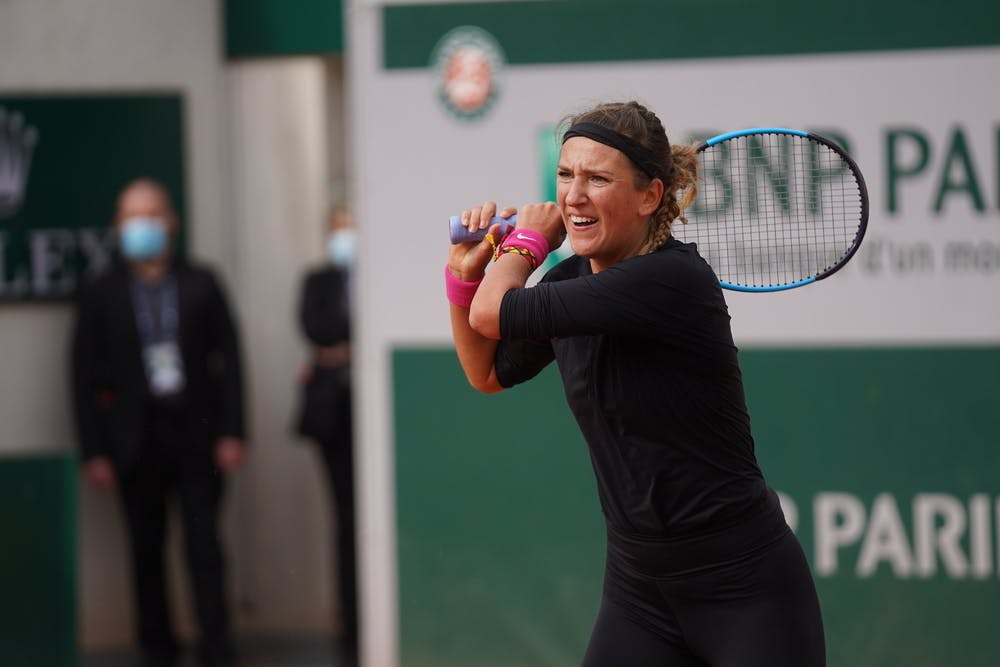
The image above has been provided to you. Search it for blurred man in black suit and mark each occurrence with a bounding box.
[71,178,246,667]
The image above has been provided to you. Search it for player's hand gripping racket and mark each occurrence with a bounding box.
[449,214,518,244]
[673,128,868,291]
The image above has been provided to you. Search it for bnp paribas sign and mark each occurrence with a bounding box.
[0,95,185,301]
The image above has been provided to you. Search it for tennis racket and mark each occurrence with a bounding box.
[449,127,868,292]
[675,128,868,291]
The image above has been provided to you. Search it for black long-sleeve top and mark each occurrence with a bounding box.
[495,238,770,539]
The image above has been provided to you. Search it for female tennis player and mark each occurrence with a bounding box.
[445,101,825,666]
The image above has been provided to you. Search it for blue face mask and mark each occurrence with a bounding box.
[119,217,168,260]
[327,229,356,269]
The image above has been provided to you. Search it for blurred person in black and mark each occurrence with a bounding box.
[294,206,357,667]
[71,178,247,667]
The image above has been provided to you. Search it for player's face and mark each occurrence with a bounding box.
[557,137,659,272]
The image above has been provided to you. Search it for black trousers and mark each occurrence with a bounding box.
[318,428,358,660]
[583,502,825,667]
[116,407,232,663]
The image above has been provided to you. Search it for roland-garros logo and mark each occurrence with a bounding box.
[431,26,505,122]
[0,106,39,220]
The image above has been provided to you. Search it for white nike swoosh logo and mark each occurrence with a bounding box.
[515,233,534,240]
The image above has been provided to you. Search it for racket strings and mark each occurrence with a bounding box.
[682,133,863,289]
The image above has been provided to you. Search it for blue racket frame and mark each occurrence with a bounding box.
[692,127,868,292]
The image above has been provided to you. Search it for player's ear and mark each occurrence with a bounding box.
[638,177,664,217]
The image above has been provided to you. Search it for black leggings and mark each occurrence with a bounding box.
[583,526,825,667]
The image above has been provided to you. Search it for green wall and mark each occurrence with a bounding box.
[0,454,78,666]
[395,354,601,667]
[394,346,1000,666]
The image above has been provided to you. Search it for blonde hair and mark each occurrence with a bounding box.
[559,101,698,254]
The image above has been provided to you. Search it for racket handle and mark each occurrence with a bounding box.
[449,214,518,244]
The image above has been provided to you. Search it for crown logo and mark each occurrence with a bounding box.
[0,107,39,219]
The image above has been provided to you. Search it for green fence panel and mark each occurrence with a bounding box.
[0,453,78,667]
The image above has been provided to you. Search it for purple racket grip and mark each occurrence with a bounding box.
[449,214,518,244]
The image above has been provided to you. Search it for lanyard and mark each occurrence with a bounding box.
[130,273,179,345]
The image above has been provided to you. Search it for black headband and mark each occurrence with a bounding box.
[562,121,666,180]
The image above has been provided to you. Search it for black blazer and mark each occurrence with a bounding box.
[70,259,246,469]
[295,265,351,443]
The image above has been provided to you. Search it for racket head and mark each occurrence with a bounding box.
[674,128,869,292]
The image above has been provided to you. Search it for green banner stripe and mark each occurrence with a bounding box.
[225,0,343,58]
[384,0,1000,69]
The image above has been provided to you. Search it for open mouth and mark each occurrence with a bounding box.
[569,215,598,228]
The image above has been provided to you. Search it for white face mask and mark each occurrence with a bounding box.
[327,229,356,268]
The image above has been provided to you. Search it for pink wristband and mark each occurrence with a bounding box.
[444,266,483,308]
[497,228,550,270]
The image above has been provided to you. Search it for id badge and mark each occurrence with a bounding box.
[143,341,186,396]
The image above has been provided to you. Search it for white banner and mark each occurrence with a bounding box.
[357,46,1000,346]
